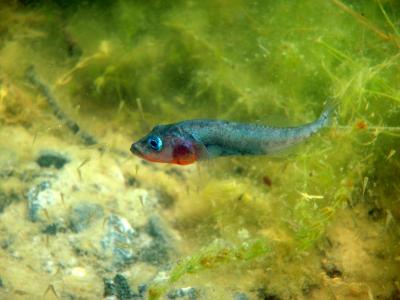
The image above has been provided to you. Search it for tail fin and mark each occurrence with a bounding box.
[318,99,338,127]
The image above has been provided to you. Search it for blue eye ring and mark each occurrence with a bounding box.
[147,135,163,151]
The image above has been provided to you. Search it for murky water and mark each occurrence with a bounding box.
[0,1,399,299]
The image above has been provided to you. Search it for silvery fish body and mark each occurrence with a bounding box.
[130,109,330,165]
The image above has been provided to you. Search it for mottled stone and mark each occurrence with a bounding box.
[42,223,66,235]
[69,202,104,233]
[156,189,175,209]
[137,284,147,297]
[256,289,280,300]
[114,274,133,300]
[321,260,342,278]
[26,181,58,222]
[139,216,171,265]
[125,175,140,187]
[36,151,69,169]
[167,287,198,300]
[101,215,138,268]
[103,277,117,298]
[103,274,145,300]
[233,292,249,300]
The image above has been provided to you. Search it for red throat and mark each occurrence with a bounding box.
[172,144,197,165]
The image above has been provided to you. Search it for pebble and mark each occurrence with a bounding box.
[156,189,175,209]
[321,260,342,278]
[101,215,138,268]
[139,216,171,265]
[70,267,87,278]
[167,287,198,300]
[26,181,58,222]
[233,292,249,300]
[256,288,280,300]
[113,274,133,300]
[103,274,144,300]
[42,223,66,235]
[36,150,69,169]
[43,259,56,274]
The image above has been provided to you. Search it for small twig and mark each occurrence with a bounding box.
[331,0,391,41]
[336,125,400,132]
[43,284,59,299]
[76,157,91,180]
[331,0,400,48]
[26,65,97,146]
[377,0,400,39]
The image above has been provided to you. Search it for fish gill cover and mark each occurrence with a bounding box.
[0,0,399,299]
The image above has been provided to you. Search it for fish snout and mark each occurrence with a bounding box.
[130,143,142,156]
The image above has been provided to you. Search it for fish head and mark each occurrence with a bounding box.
[130,124,202,165]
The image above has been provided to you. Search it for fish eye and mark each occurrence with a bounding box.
[147,135,163,151]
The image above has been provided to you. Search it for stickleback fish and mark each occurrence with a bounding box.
[130,109,331,165]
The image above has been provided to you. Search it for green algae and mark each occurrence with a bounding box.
[0,0,399,299]
[148,238,273,300]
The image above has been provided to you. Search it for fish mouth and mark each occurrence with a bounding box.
[130,143,142,156]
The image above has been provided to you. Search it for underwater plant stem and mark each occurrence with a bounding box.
[26,66,97,146]
[377,0,400,39]
[331,0,388,39]
[365,89,400,104]
[331,0,400,48]
[148,239,273,300]
[336,125,400,132]
[317,39,354,63]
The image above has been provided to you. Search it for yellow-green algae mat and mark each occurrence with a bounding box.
[0,0,399,299]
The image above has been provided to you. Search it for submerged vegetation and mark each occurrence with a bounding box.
[0,0,399,299]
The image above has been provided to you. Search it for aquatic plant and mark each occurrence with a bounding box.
[148,238,273,299]
[0,0,399,299]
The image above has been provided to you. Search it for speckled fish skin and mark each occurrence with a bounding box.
[181,109,330,157]
[130,109,330,165]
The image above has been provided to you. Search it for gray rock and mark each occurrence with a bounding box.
[103,277,117,298]
[103,274,145,300]
[101,215,138,268]
[36,150,69,169]
[69,202,104,233]
[233,292,249,300]
[42,223,66,235]
[321,260,342,278]
[155,189,175,209]
[104,274,132,300]
[26,181,58,222]
[256,289,280,300]
[167,287,198,300]
[146,216,170,242]
[139,216,171,265]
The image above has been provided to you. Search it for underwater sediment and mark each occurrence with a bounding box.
[0,0,399,299]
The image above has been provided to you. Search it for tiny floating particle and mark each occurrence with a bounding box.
[262,175,272,187]
[386,149,396,160]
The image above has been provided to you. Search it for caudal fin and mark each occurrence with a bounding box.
[318,100,338,127]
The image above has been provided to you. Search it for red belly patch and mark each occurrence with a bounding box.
[172,144,197,165]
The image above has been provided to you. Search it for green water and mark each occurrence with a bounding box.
[0,1,399,299]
